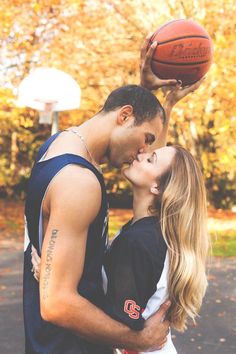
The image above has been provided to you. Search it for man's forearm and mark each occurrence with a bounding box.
[41,291,147,351]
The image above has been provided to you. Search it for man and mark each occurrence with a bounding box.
[24,37,201,354]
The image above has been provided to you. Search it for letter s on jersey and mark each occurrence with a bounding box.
[124,300,140,319]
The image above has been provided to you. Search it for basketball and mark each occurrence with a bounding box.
[148,19,213,86]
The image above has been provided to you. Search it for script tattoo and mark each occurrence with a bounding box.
[42,229,59,299]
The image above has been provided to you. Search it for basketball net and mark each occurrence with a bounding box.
[38,101,56,124]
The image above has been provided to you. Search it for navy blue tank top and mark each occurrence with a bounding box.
[23,132,112,354]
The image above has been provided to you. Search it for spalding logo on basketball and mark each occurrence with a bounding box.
[148,19,213,86]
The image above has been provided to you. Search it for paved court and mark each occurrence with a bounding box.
[0,238,235,354]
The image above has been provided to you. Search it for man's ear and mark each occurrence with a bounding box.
[150,183,160,196]
[116,105,134,125]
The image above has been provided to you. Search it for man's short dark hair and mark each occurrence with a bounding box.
[101,84,166,124]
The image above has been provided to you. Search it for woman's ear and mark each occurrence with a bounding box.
[150,183,160,196]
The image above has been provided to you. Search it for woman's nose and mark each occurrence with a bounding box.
[137,152,147,161]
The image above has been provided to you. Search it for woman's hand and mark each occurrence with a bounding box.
[140,33,178,91]
[153,77,204,149]
[164,77,204,115]
[31,245,41,281]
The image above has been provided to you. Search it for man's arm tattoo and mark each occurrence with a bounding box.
[42,229,59,299]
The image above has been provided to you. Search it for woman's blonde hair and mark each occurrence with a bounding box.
[153,145,209,332]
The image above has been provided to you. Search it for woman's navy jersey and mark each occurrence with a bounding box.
[104,216,177,354]
[23,132,112,354]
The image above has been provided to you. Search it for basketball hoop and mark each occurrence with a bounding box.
[17,67,81,135]
[38,101,57,124]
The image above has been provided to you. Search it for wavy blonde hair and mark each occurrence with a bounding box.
[153,146,209,332]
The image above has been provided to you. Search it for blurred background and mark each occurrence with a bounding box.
[0,0,235,353]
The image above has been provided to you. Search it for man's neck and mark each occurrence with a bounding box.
[73,111,116,165]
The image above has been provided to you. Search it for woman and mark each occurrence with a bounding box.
[103,144,209,354]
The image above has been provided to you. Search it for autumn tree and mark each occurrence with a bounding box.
[0,0,235,208]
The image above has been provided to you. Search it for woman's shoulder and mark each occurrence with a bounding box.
[125,216,163,240]
[119,216,167,255]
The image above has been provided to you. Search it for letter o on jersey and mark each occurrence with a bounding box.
[124,300,140,319]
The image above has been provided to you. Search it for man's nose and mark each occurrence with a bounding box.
[138,146,148,154]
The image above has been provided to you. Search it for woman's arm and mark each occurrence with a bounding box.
[104,227,167,333]
[155,78,204,149]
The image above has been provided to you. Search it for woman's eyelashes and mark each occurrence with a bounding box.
[147,155,153,163]
[147,153,157,164]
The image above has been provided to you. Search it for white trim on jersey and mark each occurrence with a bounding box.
[142,253,169,320]
[102,227,123,295]
[141,253,177,354]
[24,215,30,252]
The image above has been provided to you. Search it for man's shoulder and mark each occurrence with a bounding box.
[45,164,102,219]
[52,163,101,192]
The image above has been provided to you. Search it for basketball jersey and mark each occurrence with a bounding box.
[104,216,177,354]
[23,132,112,354]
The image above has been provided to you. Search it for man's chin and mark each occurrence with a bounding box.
[108,157,131,169]
[121,163,131,176]
[110,159,126,169]
[109,161,122,169]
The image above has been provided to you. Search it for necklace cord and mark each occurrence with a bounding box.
[64,129,102,173]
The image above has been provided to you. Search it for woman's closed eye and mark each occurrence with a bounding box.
[147,152,157,163]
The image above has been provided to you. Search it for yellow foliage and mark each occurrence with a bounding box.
[0,0,235,207]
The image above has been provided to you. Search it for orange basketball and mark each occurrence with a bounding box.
[148,19,213,85]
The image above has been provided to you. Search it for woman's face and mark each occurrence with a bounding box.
[123,146,176,191]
